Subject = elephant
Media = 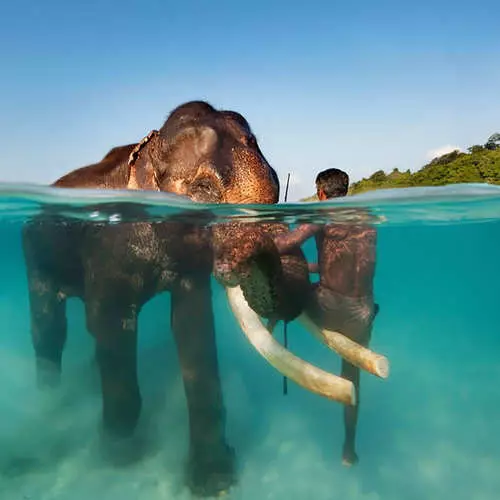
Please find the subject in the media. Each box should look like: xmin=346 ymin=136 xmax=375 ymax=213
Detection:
xmin=22 ymin=100 xmax=357 ymax=497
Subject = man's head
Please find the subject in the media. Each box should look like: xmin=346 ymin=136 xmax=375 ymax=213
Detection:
xmin=315 ymin=168 xmax=349 ymax=200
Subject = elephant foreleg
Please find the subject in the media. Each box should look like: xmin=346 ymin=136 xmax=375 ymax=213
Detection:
xmin=86 ymin=300 xmax=141 ymax=439
xmin=171 ymin=275 xmax=235 ymax=497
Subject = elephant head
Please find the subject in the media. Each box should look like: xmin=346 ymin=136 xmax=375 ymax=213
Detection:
xmin=129 ymin=100 xmax=280 ymax=205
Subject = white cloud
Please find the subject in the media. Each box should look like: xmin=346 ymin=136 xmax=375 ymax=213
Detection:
xmin=288 ymin=172 xmax=302 ymax=187
xmin=425 ymin=144 xmax=462 ymax=161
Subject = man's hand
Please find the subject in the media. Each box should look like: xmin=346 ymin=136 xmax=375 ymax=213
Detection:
xmin=273 ymin=223 xmax=321 ymax=255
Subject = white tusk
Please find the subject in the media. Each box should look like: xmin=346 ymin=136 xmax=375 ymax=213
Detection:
xmin=226 ymin=286 xmax=356 ymax=406
xmin=298 ymin=313 xmax=390 ymax=379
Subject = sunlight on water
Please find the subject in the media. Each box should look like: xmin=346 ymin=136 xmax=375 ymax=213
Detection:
xmin=0 ymin=182 xmax=499 ymax=500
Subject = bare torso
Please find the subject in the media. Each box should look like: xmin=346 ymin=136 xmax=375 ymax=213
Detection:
xmin=273 ymin=217 xmax=377 ymax=298
xmin=315 ymin=223 xmax=376 ymax=298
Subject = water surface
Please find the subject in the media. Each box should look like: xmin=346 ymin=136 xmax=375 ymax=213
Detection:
xmin=1 ymin=182 xmax=499 ymax=500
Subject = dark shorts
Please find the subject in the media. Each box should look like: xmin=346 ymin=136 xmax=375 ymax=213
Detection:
xmin=306 ymin=283 xmax=379 ymax=345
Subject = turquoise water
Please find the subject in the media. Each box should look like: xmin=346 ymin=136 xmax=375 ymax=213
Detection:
xmin=1 ymin=182 xmax=499 ymax=500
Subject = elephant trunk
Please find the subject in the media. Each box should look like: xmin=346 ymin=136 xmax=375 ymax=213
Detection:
xmin=212 ymin=222 xmax=311 ymax=323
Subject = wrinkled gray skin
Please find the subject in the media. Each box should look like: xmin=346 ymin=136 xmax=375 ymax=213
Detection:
xmin=22 ymin=101 xmax=311 ymax=497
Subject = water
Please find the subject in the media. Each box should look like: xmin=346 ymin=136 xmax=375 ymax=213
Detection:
xmin=0 ymin=182 xmax=499 ymax=500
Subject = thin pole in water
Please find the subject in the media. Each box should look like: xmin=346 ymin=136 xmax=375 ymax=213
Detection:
xmin=282 ymin=172 xmax=291 ymax=396
xmin=284 ymin=173 xmax=291 ymax=203
xmin=283 ymin=321 xmax=289 ymax=395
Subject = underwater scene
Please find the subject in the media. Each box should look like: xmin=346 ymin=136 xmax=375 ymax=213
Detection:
xmin=0 ymin=182 xmax=499 ymax=500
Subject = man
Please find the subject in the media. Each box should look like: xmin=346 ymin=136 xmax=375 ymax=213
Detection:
xmin=274 ymin=168 xmax=379 ymax=466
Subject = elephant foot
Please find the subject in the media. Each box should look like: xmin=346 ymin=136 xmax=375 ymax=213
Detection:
xmin=101 ymin=390 xmax=142 ymax=439
xmin=98 ymin=426 xmax=147 ymax=467
xmin=36 ymin=358 xmax=61 ymax=389
xmin=186 ymin=443 xmax=237 ymax=498
xmin=98 ymin=394 xmax=143 ymax=466
xmin=342 ymin=445 xmax=359 ymax=467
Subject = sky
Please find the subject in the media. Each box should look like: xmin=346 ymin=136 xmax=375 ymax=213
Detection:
xmin=1 ymin=0 xmax=499 ymax=201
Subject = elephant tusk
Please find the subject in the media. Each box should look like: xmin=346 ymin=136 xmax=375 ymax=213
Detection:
xmin=225 ymin=286 xmax=356 ymax=406
xmin=298 ymin=313 xmax=390 ymax=379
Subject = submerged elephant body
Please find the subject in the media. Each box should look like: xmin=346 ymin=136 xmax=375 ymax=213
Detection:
xmin=22 ymin=101 xmax=316 ymax=496
xmin=23 ymin=214 xmax=236 ymax=495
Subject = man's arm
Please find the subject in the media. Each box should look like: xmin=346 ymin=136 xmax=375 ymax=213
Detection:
xmin=273 ymin=223 xmax=322 ymax=255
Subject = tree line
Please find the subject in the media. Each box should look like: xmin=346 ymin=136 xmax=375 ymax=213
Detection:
xmin=300 ymin=133 xmax=500 ymax=200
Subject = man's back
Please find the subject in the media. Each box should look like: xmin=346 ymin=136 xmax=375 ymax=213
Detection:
xmin=316 ymin=220 xmax=377 ymax=298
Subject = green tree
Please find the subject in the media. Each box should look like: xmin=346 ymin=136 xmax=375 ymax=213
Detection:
xmin=485 ymin=133 xmax=500 ymax=150
xmin=300 ymin=134 xmax=500 ymax=200
xmin=369 ymin=170 xmax=387 ymax=183
xmin=349 ymin=145 xmax=499 ymax=195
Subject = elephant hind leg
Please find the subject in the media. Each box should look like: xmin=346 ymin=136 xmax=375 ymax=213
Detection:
xmin=86 ymin=300 xmax=142 ymax=439
xmin=27 ymin=278 xmax=67 ymax=389
xmin=171 ymin=275 xmax=236 ymax=497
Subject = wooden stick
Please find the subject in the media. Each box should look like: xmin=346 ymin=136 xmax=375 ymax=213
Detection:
xmin=298 ymin=313 xmax=390 ymax=379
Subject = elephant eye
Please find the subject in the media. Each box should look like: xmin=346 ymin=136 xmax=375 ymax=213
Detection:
xmin=188 ymin=177 xmax=223 ymax=203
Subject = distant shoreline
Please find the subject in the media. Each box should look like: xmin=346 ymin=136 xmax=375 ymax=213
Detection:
xmin=300 ymin=135 xmax=500 ymax=201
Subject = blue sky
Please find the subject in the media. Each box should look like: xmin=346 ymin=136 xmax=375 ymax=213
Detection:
xmin=1 ymin=0 xmax=499 ymax=200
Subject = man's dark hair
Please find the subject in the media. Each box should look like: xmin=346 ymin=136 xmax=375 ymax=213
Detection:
xmin=315 ymin=168 xmax=349 ymax=198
